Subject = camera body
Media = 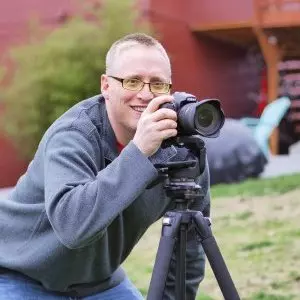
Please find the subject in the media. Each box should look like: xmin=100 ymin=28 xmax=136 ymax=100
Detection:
xmin=161 ymin=92 xmax=225 ymax=138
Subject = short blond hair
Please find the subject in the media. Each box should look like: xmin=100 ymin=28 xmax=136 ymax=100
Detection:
xmin=105 ymin=33 xmax=171 ymax=76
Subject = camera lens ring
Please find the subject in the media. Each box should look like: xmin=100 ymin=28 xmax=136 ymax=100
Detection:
xmin=194 ymin=103 xmax=222 ymax=136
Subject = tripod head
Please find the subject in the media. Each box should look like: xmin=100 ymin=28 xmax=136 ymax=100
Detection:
xmin=154 ymin=135 xmax=207 ymax=209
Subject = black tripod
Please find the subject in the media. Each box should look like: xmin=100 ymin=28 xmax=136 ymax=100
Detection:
xmin=147 ymin=136 xmax=240 ymax=300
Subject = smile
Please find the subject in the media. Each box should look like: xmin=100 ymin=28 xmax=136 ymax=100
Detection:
xmin=131 ymin=106 xmax=147 ymax=113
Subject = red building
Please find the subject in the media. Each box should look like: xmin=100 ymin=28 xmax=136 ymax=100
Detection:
xmin=147 ymin=0 xmax=300 ymax=154
xmin=1 ymin=0 xmax=300 ymax=187
xmin=0 ymin=0 xmax=77 ymax=187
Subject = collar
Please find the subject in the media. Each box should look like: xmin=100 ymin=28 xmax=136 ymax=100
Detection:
xmin=97 ymin=95 xmax=119 ymax=162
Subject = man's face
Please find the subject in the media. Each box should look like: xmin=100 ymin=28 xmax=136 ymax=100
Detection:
xmin=101 ymin=44 xmax=171 ymax=140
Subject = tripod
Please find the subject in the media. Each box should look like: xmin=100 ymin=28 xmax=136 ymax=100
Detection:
xmin=146 ymin=136 xmax=240 ymax=300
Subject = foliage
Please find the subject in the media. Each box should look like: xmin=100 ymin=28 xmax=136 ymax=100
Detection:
xmin=0 ymin=0 xmax=152 ymax=159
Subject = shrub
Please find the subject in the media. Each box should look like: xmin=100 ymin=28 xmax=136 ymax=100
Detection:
xmin=0 ymin=0 xmax=153 ymax=159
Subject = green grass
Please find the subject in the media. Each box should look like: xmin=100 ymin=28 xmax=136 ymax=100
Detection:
xmin=249 ymin=292 xmax=296 ymax=300
xmin=123 ymin=174 xmax=300 ymax=299
xmin=210 ymin=173 xmax=300 ymax=199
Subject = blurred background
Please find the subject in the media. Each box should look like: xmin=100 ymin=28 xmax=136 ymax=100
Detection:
xmin=0 ymin=0 xmax=300 ymax=299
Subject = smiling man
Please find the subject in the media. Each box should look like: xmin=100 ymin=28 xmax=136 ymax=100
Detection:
xmin=0 ymin=33 xmax=210 ymax=299
xmin=102 ymin=34 xmax=175 ymax=153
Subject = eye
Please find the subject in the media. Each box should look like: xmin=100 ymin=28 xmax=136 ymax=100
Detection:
xmin=150 ymin=82 xmax=170 ymax=93
xmin=124 ymin=78 xmax=140 ymax=86
xmin=151 ymin=82 xmax=165 ymax=88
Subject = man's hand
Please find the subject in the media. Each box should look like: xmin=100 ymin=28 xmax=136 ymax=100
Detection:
xmin=133 ymin=95 xmax=177 ymax=157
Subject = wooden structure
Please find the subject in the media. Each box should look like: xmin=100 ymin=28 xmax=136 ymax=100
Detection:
xmin=190 ymin=0 xmax=300 ymax=154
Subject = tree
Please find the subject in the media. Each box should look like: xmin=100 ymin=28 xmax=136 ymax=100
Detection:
xmin=0 ymin=0 xmax=153 ymax=159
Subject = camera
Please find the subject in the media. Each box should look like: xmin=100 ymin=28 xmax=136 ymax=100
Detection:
xmin=161 ymin=92 xmax=225 ymax=137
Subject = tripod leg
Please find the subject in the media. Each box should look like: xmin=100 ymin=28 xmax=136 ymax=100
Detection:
xmin=193 ymin=211 xmax=241 ymax=300
xmin=175 ymin=213 xmax=191 ymax=300
xmin=147 ymin=211 xmax=182 ymax=300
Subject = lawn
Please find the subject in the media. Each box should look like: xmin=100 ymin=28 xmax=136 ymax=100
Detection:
xmin=123 ymin=173 xmax=300 ymax=299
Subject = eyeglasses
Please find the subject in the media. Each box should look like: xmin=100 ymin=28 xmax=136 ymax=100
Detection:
xmin=108 ymin=76 xmax=172 ymax=94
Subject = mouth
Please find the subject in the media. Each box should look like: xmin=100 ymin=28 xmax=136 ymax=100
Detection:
xmin=131 ymin=106 xmax=147 ymax=113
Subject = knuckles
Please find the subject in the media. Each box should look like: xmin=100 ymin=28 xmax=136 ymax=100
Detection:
xmin=156 ymin=108 xmax=177 ymax=120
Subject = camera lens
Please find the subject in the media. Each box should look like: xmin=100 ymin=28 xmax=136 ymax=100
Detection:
xmin=194 ymin=103 xmax=222 ymax=136
xmin=196 ymin=105 xmax=214 ymax=128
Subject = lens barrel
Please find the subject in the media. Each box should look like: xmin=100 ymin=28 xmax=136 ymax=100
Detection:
xmin=176 ymin=99 xmax=224 ymax=137
xmin=194 ymin=100 xmax=224 ymax=136
xmin=160 ymin=92 xmax=225 ymax=137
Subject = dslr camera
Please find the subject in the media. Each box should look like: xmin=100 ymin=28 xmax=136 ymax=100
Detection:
xmin=161 ymin=92 xmax=225 ymax=138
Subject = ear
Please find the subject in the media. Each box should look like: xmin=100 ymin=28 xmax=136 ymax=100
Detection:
xmin=101 ymin=74 xmax=109 ymax=100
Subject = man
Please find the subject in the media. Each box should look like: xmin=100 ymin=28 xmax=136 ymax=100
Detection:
xmin=0 ymin=33 xmax=210 ymax=299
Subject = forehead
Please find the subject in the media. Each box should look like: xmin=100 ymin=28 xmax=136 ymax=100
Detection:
xmin=111 ymin=44 xmax=171 ymax=80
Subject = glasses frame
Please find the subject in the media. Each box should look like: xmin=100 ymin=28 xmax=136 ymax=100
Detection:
xmin=108 ymin=75 xmax=172 ymax=94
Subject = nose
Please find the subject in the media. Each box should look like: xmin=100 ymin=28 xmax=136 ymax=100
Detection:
xmin=137 ymin=83 xmax=153 ymax=102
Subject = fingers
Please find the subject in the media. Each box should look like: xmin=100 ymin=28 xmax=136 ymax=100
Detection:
xmin=151 ymin=108 xmax=177 ymax=122
xmin=133 ymin=95 xmax=178 ymax=157
xmin=144 ymin=95 xmax=174 ymax=114
xmin=155 ymin=119 xmax=177 ymax=131
xmin=159 ymin=128 xmax=178 ymax=140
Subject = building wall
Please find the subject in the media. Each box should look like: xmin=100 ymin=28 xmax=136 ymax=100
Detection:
xmin=187 ymin=0 xmax=254 ymax=25
xmin=0 ymin=0 xmax=259 ymax=187
xmin=147 ymin=0 xmax=260 ymax=117
xmin=0 ymin=0 xmax=76 ymax=187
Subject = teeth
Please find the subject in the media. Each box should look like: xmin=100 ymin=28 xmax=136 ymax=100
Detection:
xmin=132 ymin=106 xmax=146 ymax=112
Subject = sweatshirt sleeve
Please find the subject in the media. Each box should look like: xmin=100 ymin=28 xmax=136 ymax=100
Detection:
xmin=43 ymin=128 xmax=158 ymax=249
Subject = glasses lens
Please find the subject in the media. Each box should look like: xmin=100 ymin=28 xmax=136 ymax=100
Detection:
xmin=150 ymin=82 xmax=170 ymax=94
xmin=123 ymin=78 xmax=143 ymax=91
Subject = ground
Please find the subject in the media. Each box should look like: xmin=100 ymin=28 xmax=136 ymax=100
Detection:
xmin=124 ymin=189 xmax=300 ymax=299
